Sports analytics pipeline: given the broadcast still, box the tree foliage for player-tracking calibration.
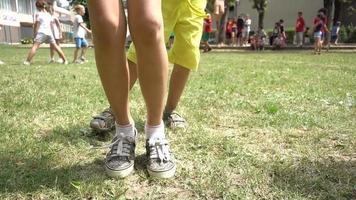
[69,0,87,6]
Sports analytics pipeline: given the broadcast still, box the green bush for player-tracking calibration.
[21,38,33,44]
[339,26,348,42]
[346,26,356,43]
[338,25,356,43]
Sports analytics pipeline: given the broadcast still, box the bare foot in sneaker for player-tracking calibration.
[105,123,137,178]
[145,122,176,178]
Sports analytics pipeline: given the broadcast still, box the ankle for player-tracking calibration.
[115,122,135,138]
[145,121,165,140]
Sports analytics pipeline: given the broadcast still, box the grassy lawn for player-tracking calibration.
[0,45,355,199]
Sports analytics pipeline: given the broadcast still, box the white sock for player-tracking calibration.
[145,121,165,140]
[115,122,135,138]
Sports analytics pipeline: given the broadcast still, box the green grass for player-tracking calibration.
[0,45,355,199]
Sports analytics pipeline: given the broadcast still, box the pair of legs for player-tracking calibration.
[89,0,176,179]
[26,41,67,63]
[214,0,224,18]
[50,39,62,61]
[314,37,322,54]
[73,47,88,63]
[89,0,167,126]
[128,60,190,114]
[296,32,304,47]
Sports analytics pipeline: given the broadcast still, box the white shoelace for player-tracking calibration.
[148,138,171,163]
[91,132,133,157]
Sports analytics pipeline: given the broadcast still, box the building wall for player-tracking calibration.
[234,0,324,30]
[0,0,73,44]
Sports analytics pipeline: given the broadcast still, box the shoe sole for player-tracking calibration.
[147,165,176,179]
[105,165,134,178]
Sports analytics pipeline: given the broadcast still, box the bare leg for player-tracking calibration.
[26,42,41,62]
[128,61,190,114]
[80,47,88,59]
[50,44,55,60]
[128,60,138,89]
[88,0,131,125]
[73,48,80,62]
[165,64,190,113]
[50,43,67,62]
[128,0,168,126]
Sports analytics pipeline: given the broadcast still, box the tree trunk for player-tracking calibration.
[217,0,229,44]
[327,0,335,50]
[258,10,264,29]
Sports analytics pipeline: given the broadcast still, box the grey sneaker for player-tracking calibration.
[163,111,187,129]
[146,138,176,178]
[105,130,137,178]
[90,108,115,132]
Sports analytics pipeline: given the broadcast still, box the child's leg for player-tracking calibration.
[165,65,190,113]
[50,45,55,60]
[88,0,131,125]
[314,38,318,53]
[50,42,67,62]
[128,0,176,178]
[128,0,168,126]
[73,48,80,62]
[26,42,41,62]
[127,59,191,128]
[80,47,88,59]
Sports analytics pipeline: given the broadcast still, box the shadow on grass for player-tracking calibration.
[0,154,105,195]
[270,158,356,199]
[0,123,151,196]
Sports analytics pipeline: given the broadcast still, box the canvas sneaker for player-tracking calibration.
[105,130,137,178]
[90,107,115,132]
[146,137,176,178]
[23,61,31,66]
[163,111,187,129]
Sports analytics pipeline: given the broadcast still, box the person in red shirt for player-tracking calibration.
[295,11,305,47]
[202,14,213,52]
[316,8,328,44]
[225,18,234,45]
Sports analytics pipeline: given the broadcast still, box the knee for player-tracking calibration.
[130,17,163,46]
[93,17,125,42]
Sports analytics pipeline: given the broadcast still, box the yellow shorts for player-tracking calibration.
[127,0,207,71]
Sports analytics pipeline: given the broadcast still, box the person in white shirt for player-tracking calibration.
[72,5,91,64]
[243,15,251,46]
[48,4,63,63]
[24,0,67,65]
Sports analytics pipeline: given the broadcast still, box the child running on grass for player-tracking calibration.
[72,5,91,64]
[47,3,63,63]
[24,0,67,65]
[91,0,209,132]
[88,0,175,178]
